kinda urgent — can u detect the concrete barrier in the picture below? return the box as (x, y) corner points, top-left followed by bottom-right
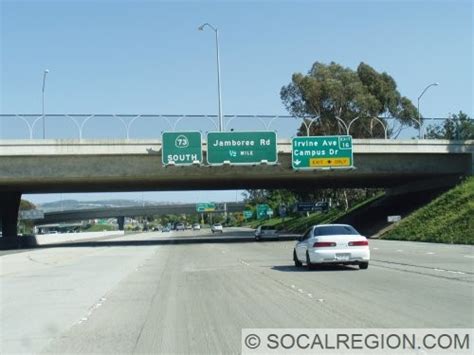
(33, 231), (125, 245)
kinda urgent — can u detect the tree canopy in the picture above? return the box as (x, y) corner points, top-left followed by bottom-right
(20, 200), (36, 210)
(280, 61), (418, 138)
(425, 111), (474, 140)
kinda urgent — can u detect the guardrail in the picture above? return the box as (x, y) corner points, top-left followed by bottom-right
(0, 114), (448, 140)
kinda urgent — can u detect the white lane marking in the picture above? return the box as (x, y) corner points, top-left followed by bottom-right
(307, 293), (313, 298)
(396, 250), (403, 252)
(291, 285), (296, 289)
(432, 268), (466, 275)
(78, 296), (108, 325)
(426, 252), (435, 255)
(317, 299), (325, 303)
(463, 255), (474, 258)
(298, 289), (304, 293)
(372, 247), (379, 250)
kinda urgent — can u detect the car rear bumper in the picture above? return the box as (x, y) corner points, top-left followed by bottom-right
(308, 248), (370, 264)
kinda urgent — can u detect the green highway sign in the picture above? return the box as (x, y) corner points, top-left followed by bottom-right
(196, 202), (216, 213)
(206, 131), (277, 166)
(292, 135), (353, 170)
(162, 131), (202, 166)
(256, 204), (270, 220)
(243, 210), (253, 219)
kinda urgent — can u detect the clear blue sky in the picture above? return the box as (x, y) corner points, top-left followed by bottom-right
(1, 0), (472, 205)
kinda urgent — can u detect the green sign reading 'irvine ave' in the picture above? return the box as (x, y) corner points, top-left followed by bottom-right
(292, 135), (353, 170)
(206, 131), (277, 165)
(162, 132), (202, 166)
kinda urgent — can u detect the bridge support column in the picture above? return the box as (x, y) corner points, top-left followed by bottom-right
(117, 216), (125, 231)
(0, 191), (21, 249)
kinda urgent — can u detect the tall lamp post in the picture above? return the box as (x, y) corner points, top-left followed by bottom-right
(198, 23), (223, 132)
(417, 82), (439, 139)
(42, 69), (50, 139)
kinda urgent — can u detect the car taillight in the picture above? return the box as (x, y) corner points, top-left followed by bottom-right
(348, 240), (369, 246)
(313, 242), (336, 247)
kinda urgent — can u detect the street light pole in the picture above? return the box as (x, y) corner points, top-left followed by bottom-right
(198, 23), (223, 132)
(42, 69), (50, 139)
(417, 82), (438, 139)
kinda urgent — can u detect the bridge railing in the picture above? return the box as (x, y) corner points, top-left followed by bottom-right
(0, 114), (448, 140)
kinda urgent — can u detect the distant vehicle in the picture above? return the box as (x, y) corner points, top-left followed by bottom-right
(211, 223), (223, 233)
(162, 226), (171, 232)
(255, 225), (279, 241)
(176, 223), (185, 231)
(192, 223), (201, 230)
(293, 224), (370, 270)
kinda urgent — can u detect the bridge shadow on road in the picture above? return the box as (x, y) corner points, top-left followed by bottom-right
(272, 264), (358, 272)
(4, 234), (300, 252)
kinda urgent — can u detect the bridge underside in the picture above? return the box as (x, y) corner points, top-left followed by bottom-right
(0, 153), (471, 193)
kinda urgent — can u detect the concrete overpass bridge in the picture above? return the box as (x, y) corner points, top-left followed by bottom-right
(34, 202), (246, 230)
(1, 138), (473, 246)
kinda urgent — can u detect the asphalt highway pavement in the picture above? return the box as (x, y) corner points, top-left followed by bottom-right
(1, 228), (472, 354)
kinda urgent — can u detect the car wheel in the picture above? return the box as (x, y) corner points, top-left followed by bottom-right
(306, 251), (313, 270)
(294, 250), (302, 267)
(359, 262), (369, 270)
(255, 236), (260, 241)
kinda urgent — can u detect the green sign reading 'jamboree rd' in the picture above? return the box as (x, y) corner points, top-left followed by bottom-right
(207, 131), (277, 165)
(162, 132), (202, 166)
(292, 135), (353, 169)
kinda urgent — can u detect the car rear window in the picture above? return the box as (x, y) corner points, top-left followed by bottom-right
(313, 225), (359, 236)
(261, 226), (275, 230)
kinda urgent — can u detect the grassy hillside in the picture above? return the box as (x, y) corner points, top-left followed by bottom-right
(245, 193), (384, 234)
(382, 178), (474, 244)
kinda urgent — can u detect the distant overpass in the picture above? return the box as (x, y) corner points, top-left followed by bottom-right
(35, 202), (246, 227)
(1, 138), (473, 246)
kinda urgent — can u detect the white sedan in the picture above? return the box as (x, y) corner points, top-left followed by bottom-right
(293, 224), (370, 269)
(211, 223), (223, 233)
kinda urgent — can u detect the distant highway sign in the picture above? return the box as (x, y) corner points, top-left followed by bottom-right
(196, 203), (216, 213)
(256, 204), (270, 219)
(206, 131), (277, 165)
(292, 135), (353, 169)
(243, 210), (253, 219)
(294, 202), (329, 213)
(162, 132), (202, 166)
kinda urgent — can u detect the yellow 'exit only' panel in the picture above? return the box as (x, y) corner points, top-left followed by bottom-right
(310, 157), (350, 167)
